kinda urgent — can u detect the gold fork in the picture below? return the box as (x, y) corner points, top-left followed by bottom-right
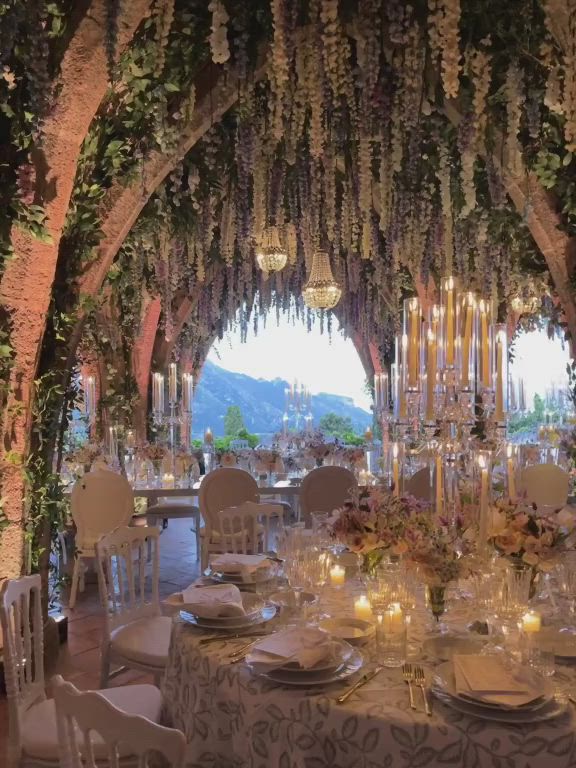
(414, 665), (432, 716)
(402, 663), (417, 710)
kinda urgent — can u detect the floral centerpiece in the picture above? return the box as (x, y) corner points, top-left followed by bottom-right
(331, 487), (432, 572)
(405, 517), (476, 620)
(174, 448), (200, 478)
(67, 443), (103, 472)
(342, 447), (366, 469)
(307, 440), (334, 465)
(488, 498), (575, 574)
(253, 448), (283, 474)
(140, 443), (167, 462)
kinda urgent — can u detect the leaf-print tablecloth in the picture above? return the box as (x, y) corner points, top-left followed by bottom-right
(162, 601), (576, 768)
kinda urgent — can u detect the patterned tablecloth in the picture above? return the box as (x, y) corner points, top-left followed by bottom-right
(162, 583), (576, 768)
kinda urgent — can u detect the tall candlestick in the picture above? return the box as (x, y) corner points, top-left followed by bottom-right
(392, 442), (400, 497)
(478, 300), (492, 389)
(152, 372), (164, 415)
(506, 443), (517, 500)
(425, 328), (437, 421)
(404, 297), (421, 388)
(494, 327), (507, 422)
(204, 427), (213, 445)
(400, 335), (408, 419)
(168, 363), (178, 405)
(518, 377), (526, 412)
(460, 292), (476, 389)
(477, 453), (490, 553)
(435, 454), (443, 517)
(182, 373), (194, 413)
(84, 375), (96, 416)
(443, 277), (456, 367)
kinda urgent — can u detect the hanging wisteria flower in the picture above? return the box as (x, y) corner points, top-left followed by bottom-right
(208, 0), (230, 64)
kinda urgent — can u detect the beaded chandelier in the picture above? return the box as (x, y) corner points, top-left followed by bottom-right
(255, 225), (287, 273)
(302, 250), (342, 310)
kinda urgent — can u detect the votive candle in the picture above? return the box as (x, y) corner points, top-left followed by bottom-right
(330, 565), (345, 587)
(354, 595), (373, 621)
(162, 473), (175, 489)
(522, 610), (541, 633)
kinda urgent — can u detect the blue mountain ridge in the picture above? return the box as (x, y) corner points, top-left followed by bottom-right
(192, 360), (372, 438)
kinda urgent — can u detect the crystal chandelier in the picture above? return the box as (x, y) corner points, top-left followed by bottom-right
(302, 250), (342, 309)
(255, 225), (287, 273)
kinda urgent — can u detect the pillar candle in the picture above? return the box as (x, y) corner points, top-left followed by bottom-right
(383, 602), (404, 633)
(354, 595), (373, 621)
(425, 329), (437, 421)
(84, 375), (96, 416)
(125, 429), (135, 450)
(406, 298), (420, 388)
(518, 377), (526, 412)
(522, 610), (541, 633)
(364, 427), (373, 443)
(204, 427), (213, 445)
(330, 565), (345, 587)
(152, 373), (164, 414)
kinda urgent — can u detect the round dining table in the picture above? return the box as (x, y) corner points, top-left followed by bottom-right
(161, 579), (576, 768)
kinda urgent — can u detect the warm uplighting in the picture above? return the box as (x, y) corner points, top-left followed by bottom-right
(302, 250), (342, 310)
(255, 225), (288, 273)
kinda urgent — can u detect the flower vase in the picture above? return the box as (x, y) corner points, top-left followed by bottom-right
(427, 584), (447, 623)
(361, 550), (384, 577)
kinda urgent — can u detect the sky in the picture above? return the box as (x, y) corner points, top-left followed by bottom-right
(509, 328), (570, 409)
(207, 318), (571, 415)
(208, 317), (373, 410)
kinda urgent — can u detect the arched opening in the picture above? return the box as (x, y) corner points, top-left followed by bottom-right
(193, 307), (372, 442)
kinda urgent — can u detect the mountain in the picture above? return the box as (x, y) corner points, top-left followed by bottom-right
(192, 360), (371, 437)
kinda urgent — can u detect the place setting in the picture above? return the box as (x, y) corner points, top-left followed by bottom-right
(204, 552), (279, 588)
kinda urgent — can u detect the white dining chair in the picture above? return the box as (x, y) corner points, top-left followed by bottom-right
(299, 466), (357, 527)
(96, 526), (171, 688)
(405, 467), (433, 501)
(198, 468), (259, 569)
(52, 675), (186, 768)
(519, 463), (570, 508)
(69, 470), (134, 609)
(0, 575), (164, 768)
(218, 501), (284, 553)
(146, 496), (201, 560)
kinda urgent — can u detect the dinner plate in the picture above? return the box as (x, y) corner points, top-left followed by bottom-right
(261, 649), (363, 687)
(433, 661), (554, 711)
(166, 592), (264, 624)
(205, 566), (274, 586)
(318, 618), (375, 645)
(279, 639), (354, 673)
(432, 686), (566, 724)
(180, 602), (277, 630)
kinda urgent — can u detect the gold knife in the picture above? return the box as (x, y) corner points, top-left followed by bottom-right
(336, 665), (384, 705)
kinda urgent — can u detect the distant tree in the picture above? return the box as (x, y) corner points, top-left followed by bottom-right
(319, 412), (354, 438)
(224, 405), (246, 436)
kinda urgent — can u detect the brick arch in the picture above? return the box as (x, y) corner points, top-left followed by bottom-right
(0, 0), (151, 580)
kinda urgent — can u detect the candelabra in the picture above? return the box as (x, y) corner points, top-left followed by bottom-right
(283, 380), (313, 434)
(151, 366), (194, 459)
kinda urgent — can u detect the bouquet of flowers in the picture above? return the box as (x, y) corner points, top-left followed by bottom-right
(488, 498), (575, 572)
(405, 519), (476, 586)
(140, 443), (167, 462)
(331, 487), (432, 557)
(307, 440), (334, 463)
(253, 448), (283, 473)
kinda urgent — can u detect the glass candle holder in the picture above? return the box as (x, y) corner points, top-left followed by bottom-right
(376, 604), (407, 668)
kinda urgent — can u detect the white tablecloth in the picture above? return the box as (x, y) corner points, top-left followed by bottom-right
(162, 584), (576, 768)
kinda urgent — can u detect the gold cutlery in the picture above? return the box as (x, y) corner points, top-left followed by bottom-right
(414, 665), (432, 717)
(199, 631), (269, 647)
(336, 665), (384, 705)
(402, 663), (417, 710)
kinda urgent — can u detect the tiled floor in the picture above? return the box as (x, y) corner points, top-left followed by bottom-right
(0, 518), (201, 761)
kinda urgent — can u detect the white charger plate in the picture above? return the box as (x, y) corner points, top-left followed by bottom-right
(433, 661), (555, 715)
(318, 618), (375, 645)
(166, 592), (264, 624)
(205, 567), (274, 586)
(180, 602), (276, 630)
(432, 685), (566, 724)
(275, 639), (354, 673)
(261, 649), (363, 687)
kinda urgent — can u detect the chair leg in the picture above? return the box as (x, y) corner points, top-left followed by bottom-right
(200, 543), (208, 572)
(100, 644), (111, 689)
(194, 523), (200, 562)
(69, 556), (81, 609)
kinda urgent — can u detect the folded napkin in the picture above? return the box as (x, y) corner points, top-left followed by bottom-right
(247, 627), (334, 672)
(210, 553), (270, 582)
(453, 655), (540, 707)
(180, 583), (245, 618)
